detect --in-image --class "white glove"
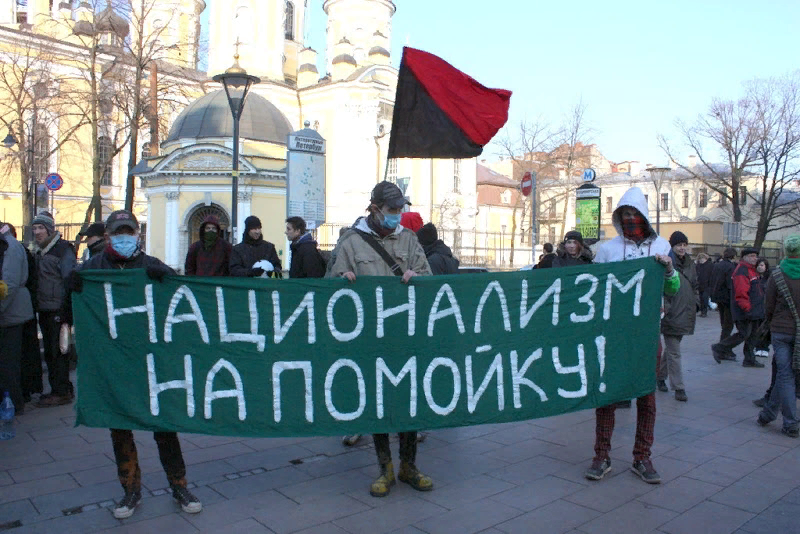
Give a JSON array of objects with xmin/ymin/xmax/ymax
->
[{"xmin": 253, "ymin": 260, "xmax": 275, "ymax": 272}]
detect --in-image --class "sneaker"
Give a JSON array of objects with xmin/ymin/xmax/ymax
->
[
  {"xmin": 171, "ymin": 485, "xmax": 202, "ymax": 513},
  {"xmin": 756, "ymin": 414, "xmax": 771, "ymax": 427},
  {"xmin": 631, "ymin": 459, "xmax": 661, "ymax": 484},
  {"xmin": 755, "ymin": 350, "xmax": 768, "ymax": 358},
  {"xmin": 782, "ymin": 427, "xmax": 800, "ymax": 438},
  {"xmin": 743, "ymin": 360, "xmax": 765, "ymax": 368},
  {"xmin": 584, "ymin": 458, "xmax": 611, "ymax": 481},
  {"xmin": 753, "ymin": 397, "xmax": 767, "ymax": 408},
  {"xmin": 657, "ymin": 380, "xmax": 668, "ymax": 392},
  {"xmin": 342, "ymin": 434, "xmax": 362, "ymax": 446},
  {"xmin": 675, "ymin": 389, "xmax": 688, "ymax": 402},
  {"xmin": 113, "ymin": 490, "xmax": 141, "ymax": 519}
]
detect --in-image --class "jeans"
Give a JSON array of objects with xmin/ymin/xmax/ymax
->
[{"xmin": 759, "ymin": 332, "xmax": 798, "ymax": 430}]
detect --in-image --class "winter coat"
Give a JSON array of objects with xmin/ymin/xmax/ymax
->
[
  {"xmin": 30, "ymin": 232, "xmax": 76, "ymax": 313},
  {"xmin": 0, "ymin": 232, "xmax": 34, "ymax": 328},
  {"xmin": 731, "ymin": 260, "xmax": 765, "ymax": 321},
  {"xmin": 594, "ymin": 187, "xmax": 680, "ymax": 296},
  {"xmin": 710, "ymin": 259, "xmax": 736, "ymax": 305},
  {"xmin": 289, "ymin": 233, "xmax": 326, "ymax": 278},
  {"xmin": 81, "ymin": 248, "xmax": 175, "ymax": 273},
  {"xmin": 552, "ymin": 247, "xmax": 593, "ymax": 268},
  {"xmin": 326, "ymin": 216, "xmax": 431, "ymax": 278},
  {"xmin": 661, "ymin": 252, "xmax": 698, "ymax": 336},
  {"xmin": 537, "ymin": 253, "xmax": 556, "ymax": 269},
  {"xmin": 230, "ymin": 237, "xmax": 282, "ymax": 278},
  {"xmin": 765, "ymin": 268, "xmax": 800, "ymax": 335},
  {"xmin": 185, "ymin": 216, "xmax": 232, "ymax": 276},
  {"xmin": 696, "ymin": 260, "xmax": 713, "ymax": 293},
  {"xmin": 423, "ymin": 240, "xmax": 460, "ymax": 275}
]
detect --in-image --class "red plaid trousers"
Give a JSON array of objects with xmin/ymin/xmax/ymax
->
[{"xmin": 593, "ymin": 341, "xmax": 661, "ymax": 462}]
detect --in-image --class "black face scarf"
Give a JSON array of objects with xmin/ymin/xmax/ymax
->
[{"xmin": 88, "ymin": 239, "xmax": 105, "ymax": 256}]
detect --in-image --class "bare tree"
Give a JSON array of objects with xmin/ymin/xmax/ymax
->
[{"xmin": 0, "ymin": 33, "xmax": 88, "ymax": 230}]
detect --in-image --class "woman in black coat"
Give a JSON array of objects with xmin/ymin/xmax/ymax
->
[{"xmin": 552, "ymin": 231, "xmax": 593, "ymax": 268}]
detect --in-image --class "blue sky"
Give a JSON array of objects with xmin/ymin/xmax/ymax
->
[{"xmin": 204, "ymin": 0, "xmax": 800, "ymax": 166}]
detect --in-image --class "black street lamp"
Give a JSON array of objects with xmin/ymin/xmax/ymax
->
[
  {"xmin": 2, "ymin": 130, "xmax": 16, "ymax": 149},
  {"xmin": 213, "ymin": 51, "xmax": 260, "ymax": 245}
]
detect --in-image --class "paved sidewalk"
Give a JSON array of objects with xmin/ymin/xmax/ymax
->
[{"xmin": 1, "ymin": 314, "xmax": 798, "ymax": 534}]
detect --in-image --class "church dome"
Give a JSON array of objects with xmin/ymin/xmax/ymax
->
[
  {"xmin": 166, "ymin": 90, "xmax": 293, "ymax": 145},
  {"xmin": 96, "ymin": 6, "xmax": 130, "ymax": 39}
]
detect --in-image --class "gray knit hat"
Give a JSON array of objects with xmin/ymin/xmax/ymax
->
[{"xmin": 31, "ymin": 211, "xmax": 55, "ymax": 234}]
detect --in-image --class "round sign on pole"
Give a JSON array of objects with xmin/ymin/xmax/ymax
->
[
  {"xmin": 521, "ymin": 171, "xmax": 533, "ymax": 197},
  {"xmin": 45, "ymin": 173, "xmax": 63, "ymax": 191},
  {"xmin": 582, "ymin": 168, "xmax": 596, "ymax": 182}
]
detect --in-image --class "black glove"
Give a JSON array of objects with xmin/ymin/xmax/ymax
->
[
  {"xmin": 67, "ymin": 270, "xmax": 84, "ymax": 293},
  {"xmin": 250, "ymin": 267, "xmax": 265, "ymax": 277},
  {"xmin": 146, "ymin": 264, "xmax": 170, "ymax": 282}
]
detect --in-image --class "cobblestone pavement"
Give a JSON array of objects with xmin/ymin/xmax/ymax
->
[{"xmin": 1, "ymin": 314, "xmax": 797, "ymax": 533}]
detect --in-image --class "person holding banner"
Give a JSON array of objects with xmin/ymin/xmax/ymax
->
[
  {"xmin": 69, "ymin": 210, "xmax": 202, "ymax": 519},
  {"xmin": 327, "ymin": 181, "xmax": 434, "ymax": 498},
  {"xmin": 587, "ymin": 187, "xmax": 680, "ymax": 485}
]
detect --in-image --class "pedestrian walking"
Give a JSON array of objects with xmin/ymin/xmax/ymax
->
[
  {"xmin": 416, "ymin": 222, "xmax": 460, "ymax": 275},
  {"xmin": 753, "ymin": 258, "xmax": 771, "ymax": 358},
  {"xmin": 68, "ymin": 210, "xmax": 203, "ymax": 519},
  {"xmin": 29, "ymin": 212, "xmax": 76, "ymax": 407},
  {"xmin": 756, "ymin": 235, "xmax": 800, "ymax": 438},
  {"xmin": 696, "ymin": 253, "xmax": 712, "ymax": 317},
  {"xmin": 230, "ymin": 216, "xmax": 282, "ymax": 278},
  {"xmin": 657, "ymin": 231, "xmax": 698, "ymax": 402},
  {"xmin": 185, "ymin": 215, "xmax": 232, "ymax": 276},
  {"xmin": 585, "ymin": 187, "xmax": 680, "ymax": 485},
  {"xmin": 0, "ymin": 222, "xmax": 34, "ymax": 413},
  {"xmin": 326, "ymin": 181, "xmax": 433, "ymax": 498},
  {"xmin": 285, "ymin": 216, "xmax": 326, "ymax": 278},
  {"xmin": 710, "ymin": 248, "xmax": 738, "ymax": 360},
  {"xmin": 712, "ymin": 247, "xmax": 766, "ymax": 367}
]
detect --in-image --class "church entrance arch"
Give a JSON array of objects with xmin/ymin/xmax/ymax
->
[{"xmin": 187, "ymin": 204, "xmax": 230, "ymax": 248}]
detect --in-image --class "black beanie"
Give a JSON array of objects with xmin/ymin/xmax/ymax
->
[
  {"xmin": 669, "ymin": 231, "xmax": 688, "ymax": 247},
  {"xmin": 244, "ymin": 216, "xmax": 262, "ymax": 232},
  {"xmin": 416, "ymin": 222, "xmax": 438, "ymax": 247},
  {"xmin": 723, "ymin": 247, "xmax": 737, "ymax": 259},
  {"xmin": 564, "ymin": 230, "xmax": 584, "ymax": 246}
]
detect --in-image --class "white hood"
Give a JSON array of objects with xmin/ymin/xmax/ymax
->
[{"xmin": 612, "ymin": 187, "xmax": 656, "ymax": 238}]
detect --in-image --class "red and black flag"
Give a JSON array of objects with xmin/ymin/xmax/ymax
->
[{"xmin": 387, "ymin": 47, "xmax": 512, "ymax": 159}]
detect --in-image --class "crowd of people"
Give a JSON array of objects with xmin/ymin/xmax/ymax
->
[{"xmin": 1, "ymin": 180, "xmax": 798, "ymax": 520}]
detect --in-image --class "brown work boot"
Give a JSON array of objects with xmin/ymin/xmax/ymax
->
[
  {"xmin": 398, "ymin": 461, "xmax": 433, "ymax": 492},
  {"xmin": 369, "ymin": 461, "xmax": 395, "ymax": 497}
]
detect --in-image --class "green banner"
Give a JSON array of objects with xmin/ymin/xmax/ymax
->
[{"xmin": 73, "ymin": 258, "xmax": 664, "ymax": 437}]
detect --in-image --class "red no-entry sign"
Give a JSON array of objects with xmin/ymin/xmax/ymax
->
[{"xmin": 521, "ymin": 171, "xmax": 533, "ymax": 196}]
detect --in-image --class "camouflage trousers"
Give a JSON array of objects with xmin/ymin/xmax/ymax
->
[
  {"xmin": 373, "ymin": 432, "xmax": 418, "ymax": 466},
  {"xmin": 110, "ymin": 429, "xmax": 187, "ymax": 492}
]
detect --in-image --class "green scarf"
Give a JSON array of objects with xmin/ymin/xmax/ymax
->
[
  {"xmin": 203, "ymin": 231, "xmax": 218, "ymax": 251},
  {"xmin": 779, "ymin": 258, "xmax": 800, "ymax": 279}
]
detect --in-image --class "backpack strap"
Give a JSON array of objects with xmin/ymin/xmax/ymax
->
[{"xmin": 353, "ymin": 229, "xmax": 403, "ymax": 277}]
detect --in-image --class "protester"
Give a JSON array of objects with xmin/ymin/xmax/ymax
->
[
  {"xmin": 753, "ymin": 258, "xmax": 771, "ymax": 358},
  {"xmin": 185, "ymin": 215, "xmax": 232, "ymax": 276},
  {"xmin": 78, "ymin": 222, "xmax": 106, "ymax": 263},
  {"xmin": 400, "ymin": 211, "xmax": 424, "ymax": 233},
  {"xmin": 757, "ymin": 235, "xmax": 800, "ymax": 438},
  {"xmin": 657, "ymin": 231, "xmax": 698, "ymax": 402},
  {"xmin": 285, "ymin": 216, "xmax": 326, "ymax": 278},
  {"xmin": 230, "ymin": 216, "xmax": 282, "ymax": 278},
  {"xmin": 538, "ymin": 243, "xmax": 556, "ymax": 268},
  {"xmin": 0, "ymin": 222, "xmax": 34, "ymax": 413},
  {"xmin": 586, "ymin": 187, "xmax": 679, "ymax": 485},
  {"xmin": 69, "ymin": 210, "xmax": 202, "ymax": 518},
  {"xmin": 712, "ymin": 247, "xmax": 765, "ymax": 367},
  {"xmin": 5, "ymin": 223, "xmax": 42, "ymax": 403},
  {"xmin": 710, "ymin": 248, "xmax": 737, "ymax": 360},
  {"xmin": 327, "ymin": 181, "xmax": 433, "ymax": 497},
  {"xmin": 696, "ymin": 252, "xmax": 712, "ymax": 317},
  {"xmin": 416, "ymin": 222, "xmax": 459, "ymax": 275},
  {"xmin": 552, "ymin": 231, "xmax": 592, "ymax": 267},
  {"xmin": 29, "ymin": 212, "xmax": 76, "ymax": 407}
]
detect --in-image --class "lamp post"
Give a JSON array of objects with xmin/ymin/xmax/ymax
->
[
  {"xmin": 646, "ymin": 166, "xmax": 671, "ymax": 235},
  {"xmin": 213, "ymin": 48, "xmax": 260, "ymax": 245}
]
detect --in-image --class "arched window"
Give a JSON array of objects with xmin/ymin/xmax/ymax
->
[
  {"xmin": 98, "ymin": 136, "xmax": 113, "ymax": 186},
  {"xmin": 285, "ymin": 1, "xmax": 294, "ymax": 40}
]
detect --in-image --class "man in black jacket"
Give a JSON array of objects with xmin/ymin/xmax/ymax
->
[
  {"xmin": 538, "ymin": 243, "xmax": 556, "ymax": 269},
  {"xmin": 30, "ymin": 212, "xmax": 76, "ymax": 407},
  {"xmin": 230, "ymin": 216, "xmax": 282, "ymax": 278},
  {"xmin": 69, "ymin": 210, "xmax": 203, "ymax": 520},
  {"xmin": 285, "ymin": 216, "xmax": 325, "ymax": 278},
  {"xmin": 710, "ymin": 247, "xmax": 737, "ymax": 359},
  {"xmin": 416, "ymin": 223, "xmax": 459, "ymax": 275},
  {"xmin": 696, "ymin": 253, "xmax": 713, "ymax": 317}
]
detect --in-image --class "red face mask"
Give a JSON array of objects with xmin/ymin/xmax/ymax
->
[{"xmin": 622, "ymin": 214, "xmax": 649, "ymax": 242}]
